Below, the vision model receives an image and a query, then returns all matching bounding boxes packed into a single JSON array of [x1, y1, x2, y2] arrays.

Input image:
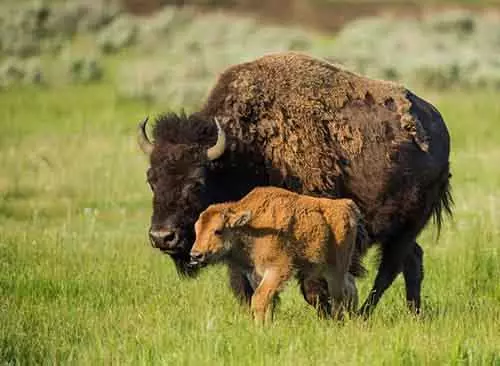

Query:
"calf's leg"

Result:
[[251, 269, 290, 326], [344, 273, 359, 313], [227, 263, 254, 307], [324, 270, 350, 320], [299, 277, 331, 319]]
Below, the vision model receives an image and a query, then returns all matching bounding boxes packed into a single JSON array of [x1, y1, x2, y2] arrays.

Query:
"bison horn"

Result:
[[206, 117, 226, 161], [137, 117, 153, 156]]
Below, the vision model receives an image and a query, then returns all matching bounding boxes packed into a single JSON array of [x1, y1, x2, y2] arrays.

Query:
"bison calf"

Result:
[[190, 187, 368, 325]]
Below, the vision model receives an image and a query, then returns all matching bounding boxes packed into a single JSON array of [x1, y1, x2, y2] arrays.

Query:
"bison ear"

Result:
[[230, 210, 253, 227]]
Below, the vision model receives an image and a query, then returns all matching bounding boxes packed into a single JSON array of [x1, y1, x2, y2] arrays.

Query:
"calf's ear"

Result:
[[230, 210, 253, 227], [221, 208, 234, 223]]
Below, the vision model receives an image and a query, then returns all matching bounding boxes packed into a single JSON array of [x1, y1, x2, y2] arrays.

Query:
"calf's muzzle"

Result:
[[189, 251, 207, 267]]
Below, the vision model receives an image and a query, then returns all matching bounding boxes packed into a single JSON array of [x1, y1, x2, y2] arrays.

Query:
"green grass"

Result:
[[1, 82, 500, 365]]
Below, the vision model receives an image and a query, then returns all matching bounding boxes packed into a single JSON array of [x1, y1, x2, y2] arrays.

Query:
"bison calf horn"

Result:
[[206, 117, 226, 161], [137, 117, 154, 156]]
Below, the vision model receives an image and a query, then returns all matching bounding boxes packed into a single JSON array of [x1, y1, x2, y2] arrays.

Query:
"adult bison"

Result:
[[137, 52, 452, 316]]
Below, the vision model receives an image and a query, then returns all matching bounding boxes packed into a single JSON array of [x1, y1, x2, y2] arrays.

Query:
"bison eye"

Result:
[[214, 229, 222, 236]]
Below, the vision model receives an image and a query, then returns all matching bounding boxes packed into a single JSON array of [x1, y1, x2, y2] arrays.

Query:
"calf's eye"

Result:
[[214, 229, 222, 236]]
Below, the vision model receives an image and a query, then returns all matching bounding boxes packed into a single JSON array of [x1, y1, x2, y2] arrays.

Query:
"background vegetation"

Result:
[[1, 0, 500, 364]]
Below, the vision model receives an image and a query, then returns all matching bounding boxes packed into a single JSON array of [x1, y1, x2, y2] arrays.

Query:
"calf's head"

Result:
[[137, 113, 226, 276], [190, 206, 253, 266]]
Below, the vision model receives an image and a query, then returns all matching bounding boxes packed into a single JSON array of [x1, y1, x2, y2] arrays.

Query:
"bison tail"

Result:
[[431, 164, 454, 237]]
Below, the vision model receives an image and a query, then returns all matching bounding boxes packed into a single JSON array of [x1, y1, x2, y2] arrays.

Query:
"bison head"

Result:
[[190, 206, 253, 267], [137, 113, 226, 276]]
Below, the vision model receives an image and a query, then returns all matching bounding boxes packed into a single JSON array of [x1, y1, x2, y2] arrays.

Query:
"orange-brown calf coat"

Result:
[[190, 187, 368, 324]]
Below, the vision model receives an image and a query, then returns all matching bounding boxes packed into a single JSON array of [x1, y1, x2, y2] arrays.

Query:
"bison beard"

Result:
[[138, 52, 453, 317]]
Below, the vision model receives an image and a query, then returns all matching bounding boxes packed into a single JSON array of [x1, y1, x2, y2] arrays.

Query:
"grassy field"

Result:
[[1, 77, 500, 364]]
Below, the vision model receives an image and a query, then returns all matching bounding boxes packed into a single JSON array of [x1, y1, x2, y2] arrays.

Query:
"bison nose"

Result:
[[149, 228, 179, 250]]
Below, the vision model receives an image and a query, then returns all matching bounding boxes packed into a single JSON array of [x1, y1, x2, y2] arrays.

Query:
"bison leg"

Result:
[[251, 269, 290, 326], [358, 234, 417, 318], [227, 264, 254, 307], [402, 242, 424, 315], [344, 273, 359, 314], [324, 270, 353, 321], [299, 277, 331, 319]]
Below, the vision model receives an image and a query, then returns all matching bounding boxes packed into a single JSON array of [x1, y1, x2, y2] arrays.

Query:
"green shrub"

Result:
[[97, 15, 138, 53], [0, 57, 44, 88], [66, 56, 103, 83], [0, 1, 122, 58], [330, 11, 500, 89], [116, 9, 324, 107]]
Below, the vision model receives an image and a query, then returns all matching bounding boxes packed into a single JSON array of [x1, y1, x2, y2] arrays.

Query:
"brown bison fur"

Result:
[[141, 51, 452, 316], [190, 187, 369, 324]]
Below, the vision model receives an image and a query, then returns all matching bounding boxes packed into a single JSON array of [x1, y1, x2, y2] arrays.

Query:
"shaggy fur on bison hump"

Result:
[[199, 52, 434, 200]]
